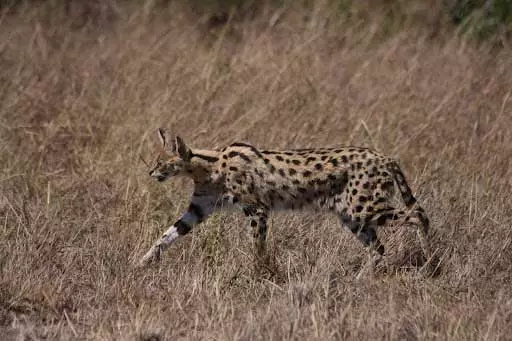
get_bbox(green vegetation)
[1,1,512,340]
[2,0,511,43]
[450,0,512,41]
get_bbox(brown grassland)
[1,1,512,340]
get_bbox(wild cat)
[139,129,430,277]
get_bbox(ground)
[1,2,512,340]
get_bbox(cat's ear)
[174,135,191,161]
[157,128,168,147]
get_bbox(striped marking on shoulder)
[230,142,263,158]
[190,152,219,163]
[228,151,252,163]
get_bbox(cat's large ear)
[157,128,167,147]
[174,135,191,161]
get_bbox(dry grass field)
[1,1,512,340]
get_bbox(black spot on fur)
[315,163,323,170]
[329,158,339,167]
[303,170,312,177]
[276,155,284,161]
[330,183,344,195]
[375,197,387,204]
[317,179,328,185]
[221,162,226,168]
[229,166,238,171]
[306,156,317,165]
[292,159,301,165]
[278,168,286,177]
[381,181,394,191]
[243,206,257,216]
[355,205,364,213]
[289,168,297,176]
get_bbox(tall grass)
[1,1,512,340]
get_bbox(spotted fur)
[139,128,430,275]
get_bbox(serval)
[139,128,430,277]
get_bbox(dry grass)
[1,2,512,340]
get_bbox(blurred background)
[1,1,512,340]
